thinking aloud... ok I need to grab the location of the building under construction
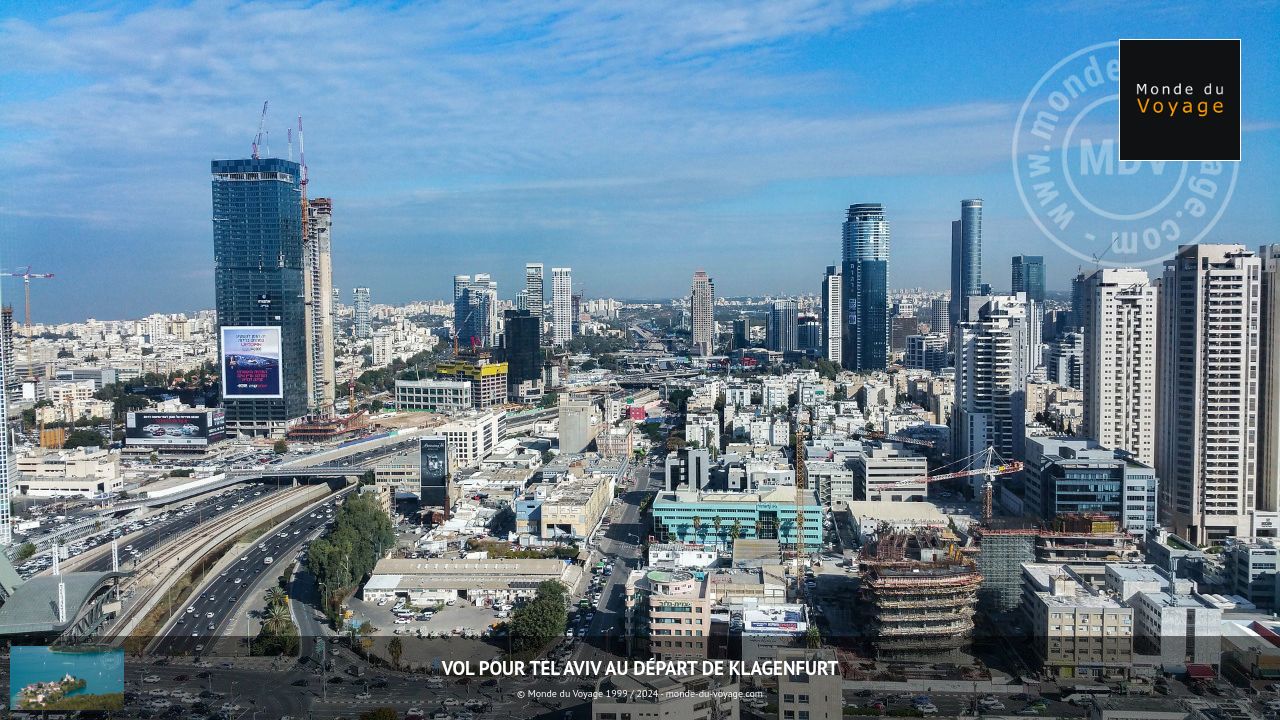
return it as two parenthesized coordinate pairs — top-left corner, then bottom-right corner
(858, 530), (982, 662)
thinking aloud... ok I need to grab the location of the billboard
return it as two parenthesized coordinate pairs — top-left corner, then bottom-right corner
(221, 326), (283, 399)
(419, 436), (449, 506)
(125, 410), (226, 448)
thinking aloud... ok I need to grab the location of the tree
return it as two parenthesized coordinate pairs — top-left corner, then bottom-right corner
(273, 439), (288, 455)
(539, 391), (560, 410)
(360, 470), (376, 486)
(508, 581), (568, 654)
(360, 710), (399, 720)
(15, 542), (36, 562)
(691, 516), (702, 543)
(806, 625), (822, 649)
(63, 429), (105, 449)
(264, 603), (292, 633)
(369, 399), (384, 413)
(357, 620), (376, 651)
(387, 636), (404, 669)
(729, 520), (742, 546)
(712, 516), (723, 546)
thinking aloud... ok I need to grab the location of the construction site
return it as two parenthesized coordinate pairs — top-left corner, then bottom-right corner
(856, 529), (983, 663)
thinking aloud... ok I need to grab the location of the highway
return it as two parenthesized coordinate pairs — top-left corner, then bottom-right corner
(154, 493), (343, 657)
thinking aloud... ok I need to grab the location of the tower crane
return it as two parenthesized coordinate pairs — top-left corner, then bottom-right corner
(1, 266), (55, 381)
(250, 100), (269, 160)
(881, 446), (1023, 524)
(792, 425), (811, 561)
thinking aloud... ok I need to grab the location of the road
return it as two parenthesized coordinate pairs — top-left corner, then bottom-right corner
(154, 493), (343, 657)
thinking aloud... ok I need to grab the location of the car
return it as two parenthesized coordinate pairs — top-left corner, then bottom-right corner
(1016, 709), (1041, 716)
(234, 577), (242, 584)
(206, 612), (214, 618)
(173, 674), (189, 682)
(207, 622), (215, 630)
(143, 675), (161, 683)
(186, 606), (195, 614)
(917, 703), (938, 714)
(356, 691), (371, 700)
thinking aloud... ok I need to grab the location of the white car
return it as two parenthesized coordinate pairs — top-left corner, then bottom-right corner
(206, 612), (214, 618)
(143, 675), (161, 683)
(234, 577), (242, 584)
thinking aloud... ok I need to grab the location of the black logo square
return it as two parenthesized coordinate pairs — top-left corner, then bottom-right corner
(1119, 38), (1240, 161)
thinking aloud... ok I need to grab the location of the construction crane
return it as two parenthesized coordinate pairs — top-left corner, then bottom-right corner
(852, 428), (934, 449)
(1, 266), (55, 381)
(792, 425), (810, 561)
(882, 447), (1023, 524)
(250, 100), (269, 160)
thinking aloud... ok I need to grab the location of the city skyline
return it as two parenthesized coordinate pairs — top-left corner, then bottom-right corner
(2, 2), (1278, 322)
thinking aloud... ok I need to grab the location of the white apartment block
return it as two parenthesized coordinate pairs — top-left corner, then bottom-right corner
(551, 267), (573, 345)
(1157, 245), (1262, 544)
(822, 265), (843, 366)
(1129, 591), (1222, 671)
(1261, 245), (1280, 518)
(1022, 564), (1134, 679)
(371, 329), (395, 366)
(394, 379), (472, 413)
(438, 411), (504, 469)
(853, 442), (928, 502)
(954, 294), (1041, 464)
(1081, 268), (1157, 467)
(762, 377), (789, 410)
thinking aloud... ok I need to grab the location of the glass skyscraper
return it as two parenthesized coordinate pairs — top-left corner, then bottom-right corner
(950, 199), (983, 329)
(841, 203), (890, 372)
(1012, 255), (1046, 306)
(212, 157), (309, 435)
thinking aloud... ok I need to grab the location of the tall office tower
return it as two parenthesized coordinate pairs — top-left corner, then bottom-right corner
(302, 197), (336, 416)
(552, 267), (573, 345)
(453, 274), (499, 348)
(515, 290), (529, 313)
(0, 290), (10, 545)
(502, 309), (542, 398)
(928, 298), (950, 335)
(797, 313), (822, 351)
(1045, 332), (1084, 389)
(525, 263), (545, 321)
(1069, 272), (1088, 330)
(212, 157), (308, 435)
(1080, 268), (1157, 466)
(1011, 255), (1046, 306)
(732, 317), (751, 350)
(0, 306), (13, 393)
(352, 287), (371, 338)
(1157, 245), (1263, 544)
(949, 199), (983, 330)
(767, 300), (799, 353)
(953, 294), (1040, 464)
(690, 270), (715, 356)
(1257, 246), (1280, 517)
(841, 203), (890, 371)
(821, 265), (843, 365)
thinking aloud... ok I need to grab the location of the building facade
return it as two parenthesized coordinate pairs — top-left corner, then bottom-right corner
(551, 267), (573, 345)
(821, 265), (843, 366)
(352, 286), (371, 338)
(767, 300), (799, 353)
(950, 199), (983, 330)
(1012, 255), (1046, 306)
(524, 262), (545, 322)
(1082, 268), (1157, 466)
(1261, 246), (1280, 519)
(394, 379), (472, 413)
(954, 294), (1041, 464)
(211, 157), (309, 436)
(501, 309), (542, 399)
(690, 270), (715, 356)
(302, 197), (336, 416)
(842, 203), (890, 371)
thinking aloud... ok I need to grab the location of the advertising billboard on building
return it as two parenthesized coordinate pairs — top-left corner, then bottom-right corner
(419, 436), (449, 506)
(221, 326), (283, 399)
(125, 410), (226, 448)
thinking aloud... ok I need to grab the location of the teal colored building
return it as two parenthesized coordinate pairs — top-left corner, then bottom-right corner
(651, 486), (823, 552)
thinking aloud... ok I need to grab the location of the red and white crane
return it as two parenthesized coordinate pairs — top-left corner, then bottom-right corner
(1, 266), (55, 381)
(882, 447), (1023, 523)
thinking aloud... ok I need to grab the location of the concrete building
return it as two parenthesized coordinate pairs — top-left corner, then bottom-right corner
(436, 356), (508, 409)
(596, 422), (634, 460)
(371, 329), (395, 366)
(362, 558), (570, 605)
(1130, 591), (1222, 672)
(664, 448), (711, 492)
(394, 378), (472, 413)
(1022, 564), (1134, 679)
(538, 474), (613, 539)
(552, 267), (573, 345)
(1022, 437), (1158, 539)
(767, 300), (799, 353)
(1081, 268), (1157, 466)
(302, 197), (336, 416)
(652, 485), (823, 550)
(353, 286), (371, 338)
(904, 333), (947, 372)
(821, 265), (843, 366)
(853, 442), (928, 502)
(690, 270), (715, 356)
(524, 262), (545, 322)
(1157, 245), (1263, 543)
(437, 411), (504, 469)
(1223, 540), (1280, 609)
(1261, 246), (1280, 522)
(954, 293), (1041, 464)
(14, 447), (122, 498)
(776, 648), (842, 720)
(591, 674), (738, 720)
(558, 394), (595, 454)
(647, 543), (718, 570)
(1046, 331), (1083, 390)
(862, 558), (981, 662)
(624, 568), (711, 660)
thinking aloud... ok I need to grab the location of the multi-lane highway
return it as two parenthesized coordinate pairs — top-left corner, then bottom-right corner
(155, 493), (343, 656)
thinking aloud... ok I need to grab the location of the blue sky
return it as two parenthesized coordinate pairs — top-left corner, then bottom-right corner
(1, 0), (1277, 321)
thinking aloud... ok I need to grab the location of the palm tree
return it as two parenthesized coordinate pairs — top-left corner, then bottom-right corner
(265, 587), (286, 608)
(691, 516), (702, 544)
(729, 520), (742, 547)
(263, 603), (292, 633)
(712, 516), (723, 548)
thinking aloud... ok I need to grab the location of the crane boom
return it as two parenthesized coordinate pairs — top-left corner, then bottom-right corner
(251, 100), (269, 160)
(1, 267), (55, 381)
(882, 461), (1022, 490)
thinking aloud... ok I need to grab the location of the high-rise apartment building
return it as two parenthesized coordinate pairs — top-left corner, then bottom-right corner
(1157, 245), (1263, 543)
(1045, 332), (1084, 390)
(302, 197), (336, 416)
(352, 286), (371, 338)
(822, 265), (843, 365)
(1257, 246), (1280, 518)
(524, 263), (545, 321)
(1012, 255), (1046, 306)
(212, 157), (309, 435)
(954, 294), (1041, 463)
(928, 297), (950, 335)
(453, 273), (499, 348)
(1080, 268), (1157, 466)
(0, 305), (13, 393)
(732, 316), (751, 350)
(842, 203), (889, 371)
(950, 199), (983, 330)
(0, 290), (10, 545)
(767, 300), (799, 353)
(552, 267), (573, 345)
(690, 270), (715, 356)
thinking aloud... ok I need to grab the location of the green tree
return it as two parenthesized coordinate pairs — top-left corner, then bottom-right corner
(729, 520), (742, 546)
(265, 587), (287, 608)
(273, 439), (289, 454)
(15, 542), (36, 562)
(691, 516), (702, 543)
(539, 391), (560, 410)
(360, 710), (400, 720)
(63, 429), (105, 449)
(712, 516), (723, 546)
(387, 636), (404, 669)
(308, 493), (396, 612)
(263, 603), (292, 633)
(508, 581), (568, 654)
(369, 399), (384, 413)
(806, 625), (822, 649)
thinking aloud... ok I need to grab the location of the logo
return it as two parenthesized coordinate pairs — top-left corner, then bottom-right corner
(1012, 42), (1237, 268)
(1119, 39), (1240, 161)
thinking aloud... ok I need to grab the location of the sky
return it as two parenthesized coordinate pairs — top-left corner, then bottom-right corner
(0, 0), (1277, 322)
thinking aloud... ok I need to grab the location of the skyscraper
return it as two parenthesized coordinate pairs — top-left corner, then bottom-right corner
(525, 263), (545, 322)
(0, 289), (10, 545)
(212, 156), (308, 435)
(690, 270), (715, 356)
(453, 274), (499, 348)
(953, 294), (1041, 464)
(1011, 255), (1046, 306)
(841, 203), (890, 371)
(302, 197), (336, 416)
(502, 309), (542, 399)
(821, 265), (842, 366)
(1080, 268), (1157, 466)
(732, 317), (751, 350)
(950, 199), (983, 330)
(0, 306), (13, 394)
(1157, 244), (1262, 543)
(353, 287), (371, 338)
(767, 300), (799, 353)
(1257, 245), (1280, 518)
(552, 267), (573, 345)
(928, 298), (949, 335)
